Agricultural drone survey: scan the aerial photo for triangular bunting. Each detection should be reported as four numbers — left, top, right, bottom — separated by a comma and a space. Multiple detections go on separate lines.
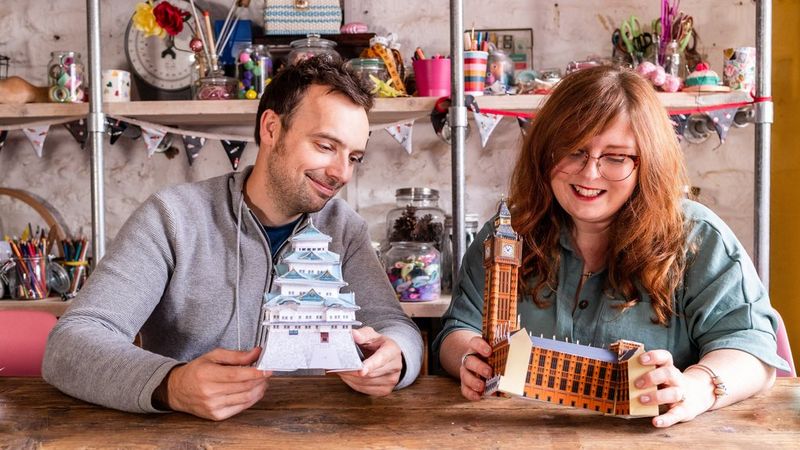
385, 120, 414, 154
220, 139, 248, 170
0, 130, 7, 153
473, 112, 503, 148
517, 117, 532, 138
706, 108, 738, 144
22, 125, 50, 158
105, 117, 128, 145
141, 127, 167, 157
670, 114, 689, 141
182, 134, 206, 165
64, 119, 88, 148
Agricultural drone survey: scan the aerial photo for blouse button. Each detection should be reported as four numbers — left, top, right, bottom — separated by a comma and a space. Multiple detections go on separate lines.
578, 300, 589, 310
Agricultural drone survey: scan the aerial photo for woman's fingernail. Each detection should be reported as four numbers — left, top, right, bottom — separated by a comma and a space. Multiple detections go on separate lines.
635, 379, 645, 388
640, 395, 650, 403
655, 418, 664, 427
640, 354, 650, 363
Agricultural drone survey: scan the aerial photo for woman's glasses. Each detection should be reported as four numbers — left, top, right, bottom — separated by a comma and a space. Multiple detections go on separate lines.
557, 150, 640, 181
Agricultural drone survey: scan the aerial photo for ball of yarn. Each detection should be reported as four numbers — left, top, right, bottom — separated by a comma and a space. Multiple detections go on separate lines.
636, 61, 657, 78
239, 52, 251, 63
651, 66, 667, 86
662, 74, 682, 92
245, 89, 258, 100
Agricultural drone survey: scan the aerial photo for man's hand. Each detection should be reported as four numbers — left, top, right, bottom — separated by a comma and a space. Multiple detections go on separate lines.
337, 327, 403, 396
166, 347, 272, 421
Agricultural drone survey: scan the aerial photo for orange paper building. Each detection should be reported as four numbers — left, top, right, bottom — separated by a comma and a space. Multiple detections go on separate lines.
481, 198, 658, 418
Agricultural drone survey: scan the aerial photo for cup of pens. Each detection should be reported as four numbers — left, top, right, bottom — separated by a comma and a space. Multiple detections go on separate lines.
0, 255, 69, 300
464, 50, 488, 96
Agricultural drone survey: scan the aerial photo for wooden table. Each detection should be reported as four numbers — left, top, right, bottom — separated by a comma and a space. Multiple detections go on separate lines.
1, 377, 798, 448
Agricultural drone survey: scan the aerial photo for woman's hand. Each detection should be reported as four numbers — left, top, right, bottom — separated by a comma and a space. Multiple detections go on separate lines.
635, 349, 716, 427
459, 336, 493, 401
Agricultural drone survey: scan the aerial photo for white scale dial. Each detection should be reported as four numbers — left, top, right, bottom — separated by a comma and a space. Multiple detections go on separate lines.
125, 21, 193, 92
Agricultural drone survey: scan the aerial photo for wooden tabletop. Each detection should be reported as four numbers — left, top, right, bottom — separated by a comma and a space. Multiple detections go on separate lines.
1, 376, 798, 448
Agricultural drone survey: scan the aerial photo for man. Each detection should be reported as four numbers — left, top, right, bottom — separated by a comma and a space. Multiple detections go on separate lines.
43, 56, 423, 421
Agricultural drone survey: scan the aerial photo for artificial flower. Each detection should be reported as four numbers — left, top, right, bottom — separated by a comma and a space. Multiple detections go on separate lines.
152, 1, 190, 37
132, 2, 165, 38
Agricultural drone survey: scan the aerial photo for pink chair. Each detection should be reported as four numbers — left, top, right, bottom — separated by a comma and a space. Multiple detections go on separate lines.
775, 311, 796, 377
0, 310, 58, 377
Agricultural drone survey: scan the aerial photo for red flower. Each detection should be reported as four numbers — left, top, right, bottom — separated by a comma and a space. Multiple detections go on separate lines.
152, 2, 188, 37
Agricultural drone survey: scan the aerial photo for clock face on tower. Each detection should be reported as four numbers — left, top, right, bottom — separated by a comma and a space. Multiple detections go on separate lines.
502, 243, 514, 257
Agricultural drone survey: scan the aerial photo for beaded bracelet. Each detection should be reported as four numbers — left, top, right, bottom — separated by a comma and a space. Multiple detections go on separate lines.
686, 363, 727, 403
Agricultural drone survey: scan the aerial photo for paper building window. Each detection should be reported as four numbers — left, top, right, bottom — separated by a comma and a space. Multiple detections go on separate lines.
321, 332, 329, 343
289, 330, 299, 336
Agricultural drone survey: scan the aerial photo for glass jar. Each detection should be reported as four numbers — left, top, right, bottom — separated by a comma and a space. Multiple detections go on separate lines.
345, 58, 389, 93
194, 73, 238, 100
0, 256, 70, 300
441, 214, 480, 293
47, 51, 85, 103
486, 47, 515, 94
287, 34, 339, 66
236, 45, 272, 99
383, 242, 441, 302
385, 188, 446, 246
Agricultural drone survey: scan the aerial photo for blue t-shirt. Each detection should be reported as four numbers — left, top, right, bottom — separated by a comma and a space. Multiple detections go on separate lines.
254, 214, 301, 257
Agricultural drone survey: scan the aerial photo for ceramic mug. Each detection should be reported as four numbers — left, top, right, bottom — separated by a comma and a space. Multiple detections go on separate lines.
464, 50, 488, 96
722, 47, 756, 93
101, 69, 131, 102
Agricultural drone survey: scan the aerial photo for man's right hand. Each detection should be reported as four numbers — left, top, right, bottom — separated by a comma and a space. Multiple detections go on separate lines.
165, 347, 271, 421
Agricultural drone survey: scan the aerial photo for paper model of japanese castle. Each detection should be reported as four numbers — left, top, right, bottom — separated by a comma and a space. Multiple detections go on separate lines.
254, 220, 363, 372
481, 198, 658, 418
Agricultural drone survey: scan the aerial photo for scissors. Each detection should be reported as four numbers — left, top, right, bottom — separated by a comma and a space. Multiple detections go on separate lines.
671, 13, 694, 52
620, 16, 653, 54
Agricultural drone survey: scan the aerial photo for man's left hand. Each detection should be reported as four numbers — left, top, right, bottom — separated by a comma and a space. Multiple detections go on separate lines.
337, 327, 403, 396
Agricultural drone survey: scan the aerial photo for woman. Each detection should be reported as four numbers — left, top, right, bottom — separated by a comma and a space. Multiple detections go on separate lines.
433, 66, 789, 428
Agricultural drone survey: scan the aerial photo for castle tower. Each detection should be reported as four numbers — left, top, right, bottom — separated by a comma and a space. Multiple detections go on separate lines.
482, 198, 522, 352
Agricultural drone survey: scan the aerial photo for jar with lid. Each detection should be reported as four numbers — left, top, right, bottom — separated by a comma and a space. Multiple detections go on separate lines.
383, 241, 441, 302
441, 214, 480, 293
236, 44, 272, 99
345, 58, 389, 93
287, 34, 339, 66
47, 51, 85, 103
385, 188, 446, 246
486, 46, 515, 94
194, 72, 238, 100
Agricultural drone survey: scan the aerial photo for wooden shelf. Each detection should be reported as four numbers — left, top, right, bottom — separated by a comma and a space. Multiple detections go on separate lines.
399, 294, 451, 318
0, 91, 752, 128
0, 297, 71, 316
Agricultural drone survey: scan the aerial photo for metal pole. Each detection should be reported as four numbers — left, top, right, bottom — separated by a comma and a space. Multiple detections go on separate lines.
87, 0, 106, 265
449, 0, 467, 279
755, 0, 772, 289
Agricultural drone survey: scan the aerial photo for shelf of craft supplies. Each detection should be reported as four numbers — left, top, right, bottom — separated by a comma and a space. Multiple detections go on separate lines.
0, 91, 751, 128
0, 293, 452, 318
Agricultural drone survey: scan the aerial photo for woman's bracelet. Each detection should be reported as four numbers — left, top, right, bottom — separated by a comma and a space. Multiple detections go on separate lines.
686, 363, 727, 406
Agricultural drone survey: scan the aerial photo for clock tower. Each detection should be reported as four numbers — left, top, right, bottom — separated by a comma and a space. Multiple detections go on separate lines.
482, 198, 522, 348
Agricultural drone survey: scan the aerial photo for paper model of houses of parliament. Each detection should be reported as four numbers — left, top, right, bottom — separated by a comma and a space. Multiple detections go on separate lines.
254, 221, 363, 373
481, 199, 658, 418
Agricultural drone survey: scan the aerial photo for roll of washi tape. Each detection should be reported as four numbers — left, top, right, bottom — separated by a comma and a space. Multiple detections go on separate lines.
49, 85, 70, 103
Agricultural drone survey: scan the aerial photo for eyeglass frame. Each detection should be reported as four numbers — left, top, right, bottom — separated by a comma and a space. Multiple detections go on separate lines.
555, 150, 641, 181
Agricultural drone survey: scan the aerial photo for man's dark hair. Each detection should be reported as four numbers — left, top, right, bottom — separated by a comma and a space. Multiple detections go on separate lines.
253, 55, 374, 145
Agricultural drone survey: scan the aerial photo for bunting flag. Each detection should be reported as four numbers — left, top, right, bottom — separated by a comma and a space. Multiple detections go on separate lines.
706, 107, 738, 144
22, 125, 50, 158
0, 130, 7, 153
220, 139, 248, 170
517, 117, 532, 138
670, 114, 689, 141
105, 117, 128, 145
141, 126, 167, 157
385, 121, 415, 154
182, 134, 206, 165
63, 119, 88, 148
473, 112, 503, 148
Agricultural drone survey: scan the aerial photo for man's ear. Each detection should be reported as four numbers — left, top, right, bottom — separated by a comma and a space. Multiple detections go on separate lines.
259, 110, 281, 145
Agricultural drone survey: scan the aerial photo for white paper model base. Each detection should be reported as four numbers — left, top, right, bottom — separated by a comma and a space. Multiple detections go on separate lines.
254, 220, 364, 372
